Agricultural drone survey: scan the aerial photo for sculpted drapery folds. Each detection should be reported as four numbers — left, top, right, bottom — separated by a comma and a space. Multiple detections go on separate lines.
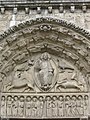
12, 96, 18, 116
1, 96, 6, 116
0, 18, 88, 93
34, 52, 55, 91
18, 96, 24, 117
58, 96, 64, 117
7, 96, 12, 116
25, 96, 32, 117
0, 17, 90, 119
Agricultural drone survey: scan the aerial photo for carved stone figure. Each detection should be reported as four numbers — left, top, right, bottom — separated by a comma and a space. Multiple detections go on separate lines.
18, 96, 24, 117
84, 95, 88, 115
37, 96, 44, 117
71, 96, 78, 116
7, 96, 12, 116
1, 96, 6, 116
25, 96, 32, 117
77, 95, 84, 116
12, 96, 18, 116
56, 70, 84, 92
46, 96, 52, 117
34, 52, 54, 91
31, 96, 38, 117
6, 64, 35, 92
0, 73, 7, 91
52, 96, 57, 117
65, 96, 72, 116
57, 96, 64, 117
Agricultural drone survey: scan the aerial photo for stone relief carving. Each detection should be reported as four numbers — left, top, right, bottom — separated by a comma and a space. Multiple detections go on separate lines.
0, 18, 90, 119
46, 96, 52, 117
84, 95, 89, 115
34, 52, 57, 91
71, 95, 78, 116
52, 96, 58, 117
55, 60, 86, 92
12, 96, 18, 116
18, 96, 24, 117
25, 96, 32, 117
77, 95, 84, 116
1, 94, 89, 118
58, 96, 64, 117
5, 60, 35, 92
7, 96, 12, 116
37, 96, 44, 117
65, 95, 72, 116
1, 96, 6, 116
1, 52, 87, 93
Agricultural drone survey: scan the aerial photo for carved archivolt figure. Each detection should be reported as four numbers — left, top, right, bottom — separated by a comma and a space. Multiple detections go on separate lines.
12, 96, 18, 116
7, 96, 12, 116
25, 96, 32, 117
34, 52, 54, 91
18, 96, 24, 117
1, 96, 6, 116
57, 96, 64, 117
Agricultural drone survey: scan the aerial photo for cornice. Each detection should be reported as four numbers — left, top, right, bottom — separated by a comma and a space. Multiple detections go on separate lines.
0, 0, 90, 8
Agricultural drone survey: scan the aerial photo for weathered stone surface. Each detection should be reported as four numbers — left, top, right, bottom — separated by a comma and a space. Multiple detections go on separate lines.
0, 17, 89, 119
1, 9, 90, 33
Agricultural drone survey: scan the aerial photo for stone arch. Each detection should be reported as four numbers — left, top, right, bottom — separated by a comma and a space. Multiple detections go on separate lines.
0, 17, 90, 119
0, 17, 90, 92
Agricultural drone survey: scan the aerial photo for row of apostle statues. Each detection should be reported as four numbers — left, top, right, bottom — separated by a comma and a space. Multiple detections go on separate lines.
1, 94, 89, 118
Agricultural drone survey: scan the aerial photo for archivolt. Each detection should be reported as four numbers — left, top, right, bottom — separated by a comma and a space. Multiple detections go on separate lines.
0, 17, 90, 91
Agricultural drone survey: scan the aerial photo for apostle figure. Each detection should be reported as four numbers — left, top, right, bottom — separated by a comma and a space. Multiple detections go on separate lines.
46, 96, 52, 117
71, 95, 78, 116
77, 95, 84, 116
18, 96, 24, 117
26, 96, 32, 117
84, 95, 88, 116
52, 96, 57, 117
1, 96, 6, 116
58, 96, 64, 117
31, 96, 38, 117
12, 96, 18, 116
65, 96, 72, 116
37, 96, 44, 117
7, 96, 12, 116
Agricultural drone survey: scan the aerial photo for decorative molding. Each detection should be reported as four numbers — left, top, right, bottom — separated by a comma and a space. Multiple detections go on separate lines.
0, 17, 90, 40
0, 17, 90, 120
0, 0, 90, 13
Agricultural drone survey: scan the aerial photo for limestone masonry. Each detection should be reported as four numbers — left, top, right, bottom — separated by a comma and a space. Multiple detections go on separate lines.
0, 1, 90, 120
